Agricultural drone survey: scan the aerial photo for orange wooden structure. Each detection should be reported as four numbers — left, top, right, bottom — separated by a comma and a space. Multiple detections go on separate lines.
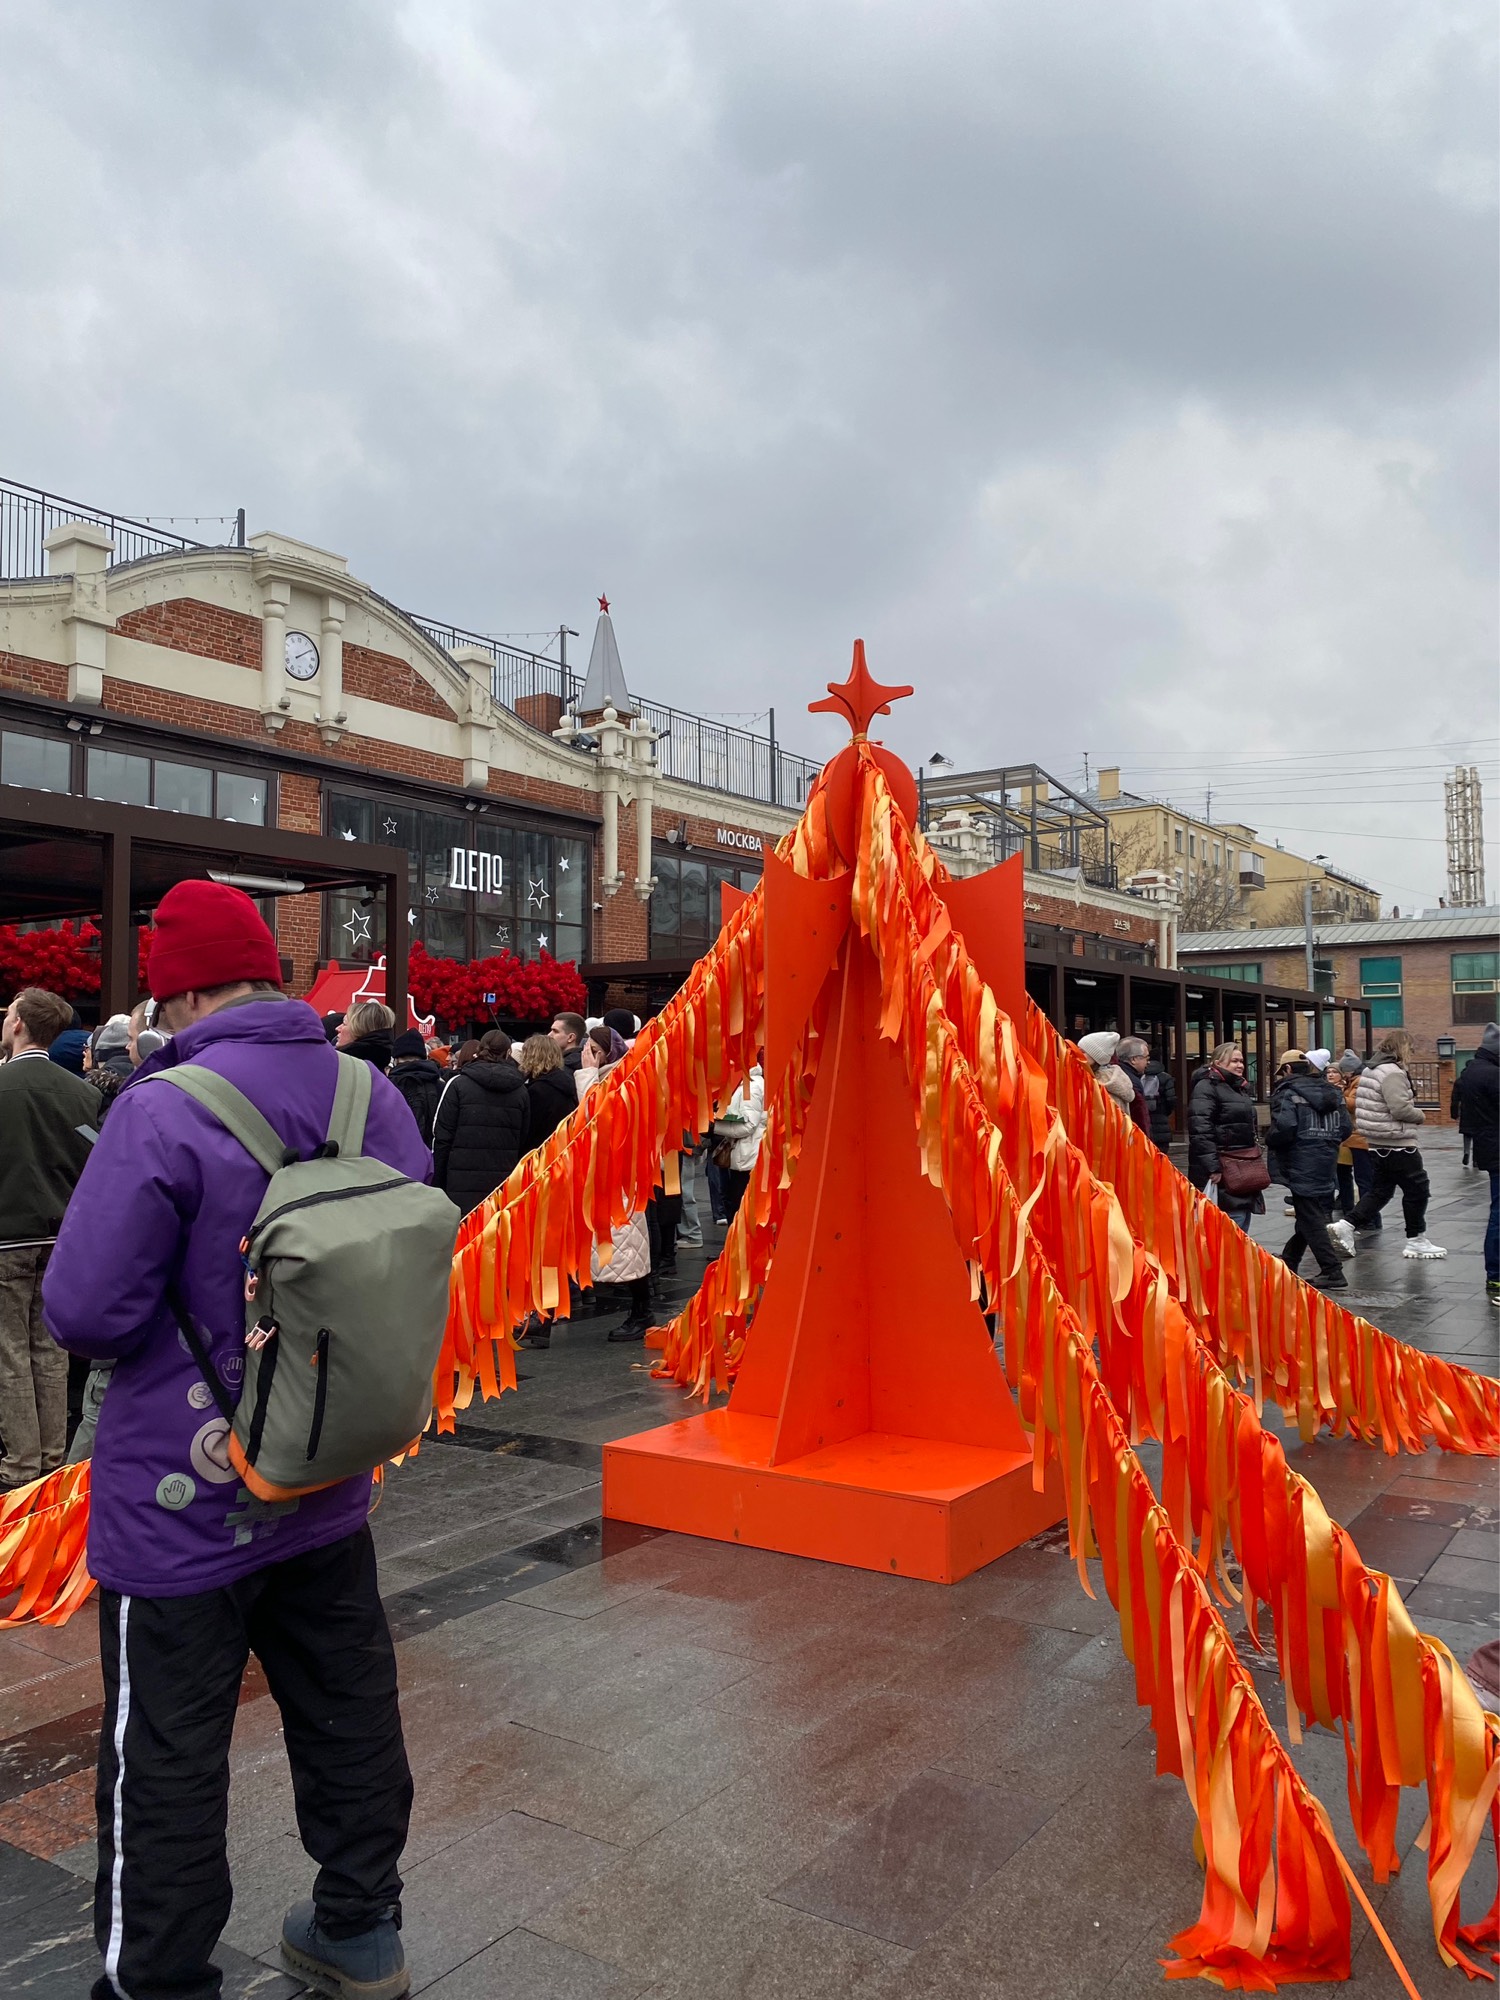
603, 649, 1064, 1580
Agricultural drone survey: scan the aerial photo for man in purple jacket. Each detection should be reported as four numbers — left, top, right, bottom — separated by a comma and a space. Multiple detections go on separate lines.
44, 881, 430, 2000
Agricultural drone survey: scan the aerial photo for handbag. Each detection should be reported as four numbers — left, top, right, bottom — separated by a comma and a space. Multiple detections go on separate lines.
1217, 1144, 1270, 1198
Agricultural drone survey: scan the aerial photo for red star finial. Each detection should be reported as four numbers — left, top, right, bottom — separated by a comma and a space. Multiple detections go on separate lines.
598, 594, 610, 614
809, 640, 913, 739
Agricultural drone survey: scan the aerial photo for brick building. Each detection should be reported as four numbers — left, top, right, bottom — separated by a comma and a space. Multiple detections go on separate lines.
1179, 912, 1500, 1065
2, 491, 1206, 1035
0, 514, 808, 1022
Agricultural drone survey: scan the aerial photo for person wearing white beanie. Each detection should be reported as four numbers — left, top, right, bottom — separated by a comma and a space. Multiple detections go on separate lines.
1077, 1030, 1144, 1122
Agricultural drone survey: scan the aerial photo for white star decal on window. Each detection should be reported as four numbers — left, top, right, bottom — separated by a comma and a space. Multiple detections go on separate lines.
425, 886, 439, 905
407, 909, 417, 926
535, 932, 548, 951
339, 828, 357, 842
495, 925, 511, 949
526, 877, 549, 910
343, 909, 372, 947
558, 854, 570, 871
382, 817, 398, 836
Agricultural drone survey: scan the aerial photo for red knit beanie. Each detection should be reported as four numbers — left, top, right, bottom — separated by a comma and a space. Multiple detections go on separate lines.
147, 881, 283, 1002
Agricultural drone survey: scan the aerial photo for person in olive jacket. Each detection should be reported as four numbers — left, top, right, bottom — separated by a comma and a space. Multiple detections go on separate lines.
1187, 1042, 1260, 1230
1267, 1052, 1352, 1289
432, 1028, 529, 1215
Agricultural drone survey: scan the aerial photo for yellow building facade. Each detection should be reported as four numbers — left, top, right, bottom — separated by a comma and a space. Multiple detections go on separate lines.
1081, 767, 1380, 932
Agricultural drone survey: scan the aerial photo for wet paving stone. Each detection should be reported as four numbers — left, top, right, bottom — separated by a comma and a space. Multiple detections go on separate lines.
428, 1425, 605, 1469
1, 1156, 1494, 1995
771, 1768, 1055, 1946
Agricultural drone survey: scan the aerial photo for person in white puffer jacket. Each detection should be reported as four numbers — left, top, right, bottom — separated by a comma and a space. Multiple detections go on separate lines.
719, 1065, 765, 1223
1345, 1031, 1445, 1259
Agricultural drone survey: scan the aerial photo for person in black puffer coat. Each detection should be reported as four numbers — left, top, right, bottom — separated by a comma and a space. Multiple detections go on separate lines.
335, 999, 394, 1073
432, 1029, 529, 1215
1267, 1054, 1352, 1289
1187, 1043, 1260, 1230
1455, 1021, 1499, 1301
518, 1034, 576, 1151
387, 1028, 443, 1147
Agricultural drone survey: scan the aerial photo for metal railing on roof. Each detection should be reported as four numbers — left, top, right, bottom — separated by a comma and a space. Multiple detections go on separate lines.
0, 475, 820, 812
923, 762, 1117, 888
407, 615, 821, 807
0, 476, 239, 577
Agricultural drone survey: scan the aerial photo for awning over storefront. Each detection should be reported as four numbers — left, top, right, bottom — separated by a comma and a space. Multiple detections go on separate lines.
0, 784, 409, 1017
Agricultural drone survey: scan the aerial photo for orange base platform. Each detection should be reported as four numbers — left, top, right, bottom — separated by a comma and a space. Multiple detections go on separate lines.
602, 1408, 1065, 1584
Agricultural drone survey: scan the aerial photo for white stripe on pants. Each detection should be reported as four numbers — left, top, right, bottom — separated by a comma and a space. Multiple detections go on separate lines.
105, 1592, 133, 2000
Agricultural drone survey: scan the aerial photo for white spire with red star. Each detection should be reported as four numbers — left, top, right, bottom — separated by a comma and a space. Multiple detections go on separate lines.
577, 593, 636, 719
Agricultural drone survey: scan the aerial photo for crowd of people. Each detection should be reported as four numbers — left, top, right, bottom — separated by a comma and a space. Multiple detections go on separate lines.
1074, 1019, 1496, 1302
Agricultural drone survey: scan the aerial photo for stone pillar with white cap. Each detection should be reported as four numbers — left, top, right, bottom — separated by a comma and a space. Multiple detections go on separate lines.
43, 520, 115, 706
554, 597, 657, 899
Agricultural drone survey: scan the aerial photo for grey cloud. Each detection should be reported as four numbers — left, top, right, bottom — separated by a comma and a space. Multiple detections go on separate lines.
0, 0, 1493, 903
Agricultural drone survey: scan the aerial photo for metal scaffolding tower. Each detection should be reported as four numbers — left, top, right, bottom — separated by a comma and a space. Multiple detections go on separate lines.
1444, 765, 1486, 908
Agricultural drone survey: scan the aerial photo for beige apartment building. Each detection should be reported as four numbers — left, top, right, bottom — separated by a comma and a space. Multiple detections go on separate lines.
1079, 767, 1380, 932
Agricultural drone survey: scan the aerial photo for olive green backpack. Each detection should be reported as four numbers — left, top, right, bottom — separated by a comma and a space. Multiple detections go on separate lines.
150, 1055, 460, 1502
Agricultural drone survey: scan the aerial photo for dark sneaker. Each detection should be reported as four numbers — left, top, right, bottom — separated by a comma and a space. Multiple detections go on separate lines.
517, 1326, 551, 1350
281, 1901, 409, 1999
1311, 1270, 1348, 1292
1487, 1280, 1500, 1309
608, 1311, 652, 1343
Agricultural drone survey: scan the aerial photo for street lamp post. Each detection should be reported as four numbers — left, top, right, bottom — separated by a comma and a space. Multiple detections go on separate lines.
1303, 853, 1328, 994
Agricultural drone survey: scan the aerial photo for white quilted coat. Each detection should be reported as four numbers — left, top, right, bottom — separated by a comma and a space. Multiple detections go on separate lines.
577, 1062, 653, 1283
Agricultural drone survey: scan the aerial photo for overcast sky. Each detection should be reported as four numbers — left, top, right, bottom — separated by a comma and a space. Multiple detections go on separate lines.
2, 0, 1495, 910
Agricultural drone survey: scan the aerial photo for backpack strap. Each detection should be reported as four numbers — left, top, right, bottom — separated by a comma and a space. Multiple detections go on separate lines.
325, 1053, 371, 1160
147, 1065, 288, 1175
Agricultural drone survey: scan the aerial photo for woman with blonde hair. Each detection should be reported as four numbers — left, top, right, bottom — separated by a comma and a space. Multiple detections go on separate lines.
519, 1032, 575, 1150
335, 999, 395, 1072
1187, 1041, 1262, 1231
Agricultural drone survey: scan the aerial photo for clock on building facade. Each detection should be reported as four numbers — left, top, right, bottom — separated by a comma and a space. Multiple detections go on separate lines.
284, 631, 320, 681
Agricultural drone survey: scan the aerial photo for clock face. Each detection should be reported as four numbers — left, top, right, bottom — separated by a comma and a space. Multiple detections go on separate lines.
284, 630, 320, 681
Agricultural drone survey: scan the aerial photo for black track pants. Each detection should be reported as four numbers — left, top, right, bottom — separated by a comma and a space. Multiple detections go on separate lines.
1282, 1191, 1340, 1277
92, 1526, 411, 2000
1348, 1148, 1430, 1238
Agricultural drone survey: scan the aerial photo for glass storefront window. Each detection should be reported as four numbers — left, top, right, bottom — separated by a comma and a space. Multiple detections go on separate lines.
324, 790, 589, 967
5, 735, 268, 817
648, 845, 762, 958
474, 822, 516, 941
154, 761, 213, 816
216, 770, 268, 824
552, 835, 589, 962
330, 795, 373, 844
1, 729, 71, 793
87, 747, 151, 806
651, 853, 680, 951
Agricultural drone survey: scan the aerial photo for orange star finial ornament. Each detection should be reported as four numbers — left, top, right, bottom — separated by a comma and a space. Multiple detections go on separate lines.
598, 594, 610, 614
809, 640, 913, 741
